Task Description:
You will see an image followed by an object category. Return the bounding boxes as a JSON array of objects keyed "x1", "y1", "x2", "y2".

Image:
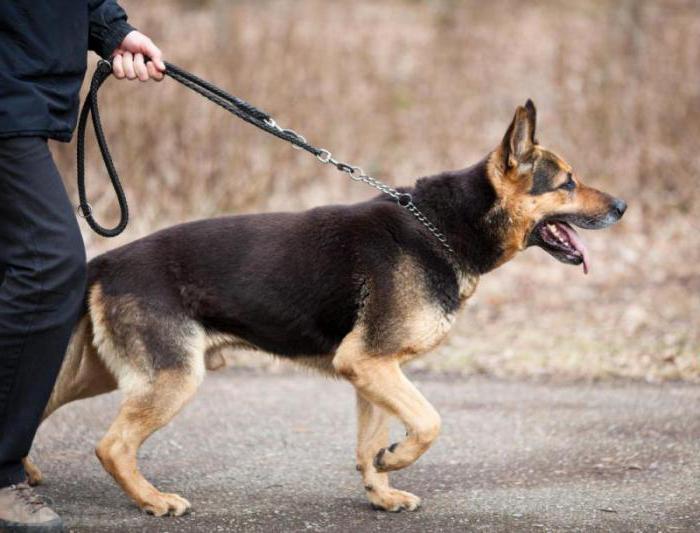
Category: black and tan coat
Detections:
[{"x1": 24, "y1": 100, "x2": 626, "y2": 515}]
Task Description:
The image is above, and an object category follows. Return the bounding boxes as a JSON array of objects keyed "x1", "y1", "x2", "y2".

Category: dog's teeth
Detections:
[{"x1": 548, "y1": 224, "x2": 564, "y2": 240}]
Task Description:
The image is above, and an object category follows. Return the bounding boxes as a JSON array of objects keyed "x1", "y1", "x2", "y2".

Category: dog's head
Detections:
[{"x1": 489, "y1": 100, "x2": 626, "y2": 273}]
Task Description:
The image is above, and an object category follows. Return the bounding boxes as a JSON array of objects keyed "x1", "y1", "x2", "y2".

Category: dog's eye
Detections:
[{"x1": 559, "y1": 173, "x2": 575, "y2": 191}]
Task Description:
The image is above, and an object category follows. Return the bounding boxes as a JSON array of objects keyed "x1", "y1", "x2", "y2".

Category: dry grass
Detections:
[{"x1": 51, "y1": 0, "x2": 700, "y2": 381}]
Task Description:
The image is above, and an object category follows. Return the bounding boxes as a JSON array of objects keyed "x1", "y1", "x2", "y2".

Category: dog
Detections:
[{"x1": 24, "y1": 100, "x2": 626, "y2": 516}]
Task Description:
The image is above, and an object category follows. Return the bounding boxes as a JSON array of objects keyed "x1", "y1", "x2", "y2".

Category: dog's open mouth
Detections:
[{"x1": 534, "y1": 220, "x2": 590, "y2": 274}]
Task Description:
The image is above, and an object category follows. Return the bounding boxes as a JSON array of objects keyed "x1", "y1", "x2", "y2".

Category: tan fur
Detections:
[
  {"x1": 333, "y1": 327, "x2": 442, "y2": 510},
  {"x1": 44, "y1": 315, "x2": 117, "y2": 419},
  {"x1": 90, "y1": 284, "x2": 207, "y2": 388},
  {"x1": 289, "y1": 355, "x2": 337, "y2": 376},
  {"x1": 379, "y1": 256, "x2": 477, "y2": 360},
  {"x1": 89, "y1": 285, "x2": 152, "y2": 394},
  {"x1": 95, "y1": 370, "x2": 199, "y2": 516},
  {"x1": 489, "y1": 143, "x2": 615, "y2": 267},
  {"x1": 347, "y1": 264, "x2": 464, "y2": 500},
  {"x1": 355, "y1": 393, "x2": 420, "y2": 511},
  {"x1": 203, "y1": 332, "x2": 254, "y2": 371},
  {"x1": 396, "y1": 256, "x2": 449, "y2": 356},
  {"x1": 22, "y1": 457, "x2": 43, "y2": 486}
]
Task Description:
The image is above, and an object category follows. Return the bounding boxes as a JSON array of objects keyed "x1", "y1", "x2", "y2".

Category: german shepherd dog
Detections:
[{"x1": 24, "y1": 100, "x2": 625, "y2": 515}]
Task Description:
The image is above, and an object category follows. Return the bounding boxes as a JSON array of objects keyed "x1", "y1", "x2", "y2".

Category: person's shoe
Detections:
[{"x1": 0, "y1": 482, "x2": 64, "y2": 532}]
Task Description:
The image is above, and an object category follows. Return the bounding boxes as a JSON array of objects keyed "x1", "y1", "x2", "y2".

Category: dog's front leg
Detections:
[
  {"x1": 335, "y1": 328, "x2": 441, "y2": 510},
  {"x1": 353, "y1": 360, "x2": 441, "y2": 473},
  {"x1": 355, "y1": 392, "x2": 421, "y2": 511}
]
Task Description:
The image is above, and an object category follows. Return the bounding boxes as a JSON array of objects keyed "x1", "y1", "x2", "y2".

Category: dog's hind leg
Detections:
[
  {"x1": 22, "y1": 457, "x2": 43, "y2": 486},
  {"x1": 89, "y1": 284, "x2": 208, "y2": 515},
  {"x1": 95, "y1": 369, "x2": 200, "y2": 516},
  {"x1": 23, "y1": 315, "x2": 117, "y2": 486},
  {"x1": 355, "y1": 392, "x2": 421, "y2": 511}
]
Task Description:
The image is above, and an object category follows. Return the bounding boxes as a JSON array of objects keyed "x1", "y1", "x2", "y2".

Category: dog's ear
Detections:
[{"x1": 501, "y1": 99, "x2": 537, "y2": 169}]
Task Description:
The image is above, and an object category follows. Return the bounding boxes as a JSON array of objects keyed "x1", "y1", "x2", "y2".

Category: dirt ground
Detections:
[{"x1": 29, "y1": 369, "x2": 700, "y2": 532}]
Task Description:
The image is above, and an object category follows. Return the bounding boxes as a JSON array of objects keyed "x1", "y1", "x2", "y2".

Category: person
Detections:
[{"x1": 0, "y1": 1, "x2": 165, "y2": 530}]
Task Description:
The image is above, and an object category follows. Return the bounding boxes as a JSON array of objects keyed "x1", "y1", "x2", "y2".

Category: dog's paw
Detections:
[
  {"x1": 373, "y1": 442, "x2": 399, "y2": 472},
  {"x1": 141, "y1": 492, "x2": 191, "y2": 517},
  {"x1": 22, "y1": 457, "x2": 43, "y2": 486},
  {"x1": 368, "y1": 488, "x2": 421, "y2": 512}
]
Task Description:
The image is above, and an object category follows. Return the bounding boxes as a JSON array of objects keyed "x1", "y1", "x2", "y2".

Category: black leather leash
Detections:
[
  {"x1": 76, "y1": 58, "x2": 457, "y2": 260},
  {"x1": 76, "y1": 58, "x2": 324, "y2": 237}
]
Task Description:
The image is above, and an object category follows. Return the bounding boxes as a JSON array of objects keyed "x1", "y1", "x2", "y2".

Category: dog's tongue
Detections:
[{"x1": 558, "y1": 222, "x2": 590, "y2": 274}]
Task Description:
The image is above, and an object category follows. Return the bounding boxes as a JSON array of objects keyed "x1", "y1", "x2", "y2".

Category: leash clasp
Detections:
[
  {"x1": 96, "y1": 58, "x2": 113, "y2": 74},
  {"x1": 76, "y1": 203, "x2": 93, "y2": 218}
]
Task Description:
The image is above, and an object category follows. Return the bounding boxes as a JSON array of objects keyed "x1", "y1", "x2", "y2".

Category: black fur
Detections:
[
  {"x1": 87, "y1": 158, "x2": 504, "y2": 360},
  {"x1": 529, "y1": 156, "x2": 560, "y2": 195},
  {"x1": 411, "y1": 157, "x2": 506, "y2": 276}
]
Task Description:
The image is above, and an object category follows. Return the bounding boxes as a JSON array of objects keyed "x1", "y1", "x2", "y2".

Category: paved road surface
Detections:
[{"x1": 30, "y1": 369, "x2": 699, "y2": 532}]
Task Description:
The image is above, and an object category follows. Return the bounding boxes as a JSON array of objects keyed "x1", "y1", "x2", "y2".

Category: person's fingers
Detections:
[
  {"x1": 146, "y1": 61, "x2": 164, "y2": 81},
  {"x1": 144, "y1": 40, "x2": 166, "y2": 72},
  {"x1": 134, "y1": 53, "x2": 148, "y2": 81},
  {"x1": 122, "y1": 51, "x2": 136, "y2": 80},
  {"x1": 112, "y1": 54, "x2": 125, "y2": 79}
]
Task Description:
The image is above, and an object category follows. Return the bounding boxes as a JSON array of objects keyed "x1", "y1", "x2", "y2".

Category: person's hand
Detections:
[{"x1": 112, "y1": 30, "x2": 166, "y2": 82}]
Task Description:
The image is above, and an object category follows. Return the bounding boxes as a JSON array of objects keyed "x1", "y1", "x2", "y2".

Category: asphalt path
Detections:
[{"x1": 29, "y1": 369, "x2": 700, "y2": 532}]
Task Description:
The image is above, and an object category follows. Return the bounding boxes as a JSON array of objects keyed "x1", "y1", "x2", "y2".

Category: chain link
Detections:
[{"x1": 265, "y1": 120, "x2": 456, "y2": 257}]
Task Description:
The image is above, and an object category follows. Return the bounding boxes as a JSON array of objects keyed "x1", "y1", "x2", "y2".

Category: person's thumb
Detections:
[{"x1": 147, "y1": 42, "x2": 166, "y2": 71}]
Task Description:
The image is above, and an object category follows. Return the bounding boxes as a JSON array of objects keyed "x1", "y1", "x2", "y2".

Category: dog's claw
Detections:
[
  {"x1": 371, "y1": 503, "x2": 391, "y2": 511},
  {"x1": 141, "y1": 492, "x2": 191, "y2": 517},
  {"x1": 373, "y1": 447, "x2": 387, "y2": 470},
  {"x1": 373, "y1": 443, "x2": 399, "y2": 471}
]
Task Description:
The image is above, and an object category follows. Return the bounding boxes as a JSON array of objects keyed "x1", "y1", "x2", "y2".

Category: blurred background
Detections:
[{"x1": 52, "y1": 0, "x2": 699, "y2": 381}]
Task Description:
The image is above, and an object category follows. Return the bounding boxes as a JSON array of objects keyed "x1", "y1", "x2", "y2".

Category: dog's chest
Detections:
[{"x1": 399, "y1": 272, "x2": 478, "y2": 357}]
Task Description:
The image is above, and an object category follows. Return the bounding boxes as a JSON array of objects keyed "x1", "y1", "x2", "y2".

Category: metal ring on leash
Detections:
[
  {"x1": 350, "y1": 167, "x2": 365, "y2": 181},
  {"x1": 397, "y1": 193, "x2": 413, "y2": 207},
  {"x1": 76, "y1": 203, "x2": 92, "y2": 218},
  {"x1": 316, "y1": 149, "x2": 332, "y2": 163}
]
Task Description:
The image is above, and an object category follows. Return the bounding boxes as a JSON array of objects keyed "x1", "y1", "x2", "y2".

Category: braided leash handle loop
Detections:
[{"x1": 76, "y1": 59, "x2": 129, "y2": 237}]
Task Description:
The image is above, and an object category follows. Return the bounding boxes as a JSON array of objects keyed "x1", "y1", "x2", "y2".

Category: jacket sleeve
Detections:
[{"x1": 88, "y1": 0, "x2": 135, "y2": 59}]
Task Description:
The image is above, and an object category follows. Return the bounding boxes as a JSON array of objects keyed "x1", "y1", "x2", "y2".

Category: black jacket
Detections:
[{"x1": 0, "y1": 1, "x2": 133, "y2": 142}]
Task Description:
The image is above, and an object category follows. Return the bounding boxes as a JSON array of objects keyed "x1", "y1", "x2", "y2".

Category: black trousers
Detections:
[{"x1": 0, "y1": 137, "x2": 86, "y2": 487}]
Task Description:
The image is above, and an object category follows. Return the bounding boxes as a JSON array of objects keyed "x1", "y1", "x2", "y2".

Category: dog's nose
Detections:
[{"x1": 612, "y1": 198, "x2": 627, "y2": 218}]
